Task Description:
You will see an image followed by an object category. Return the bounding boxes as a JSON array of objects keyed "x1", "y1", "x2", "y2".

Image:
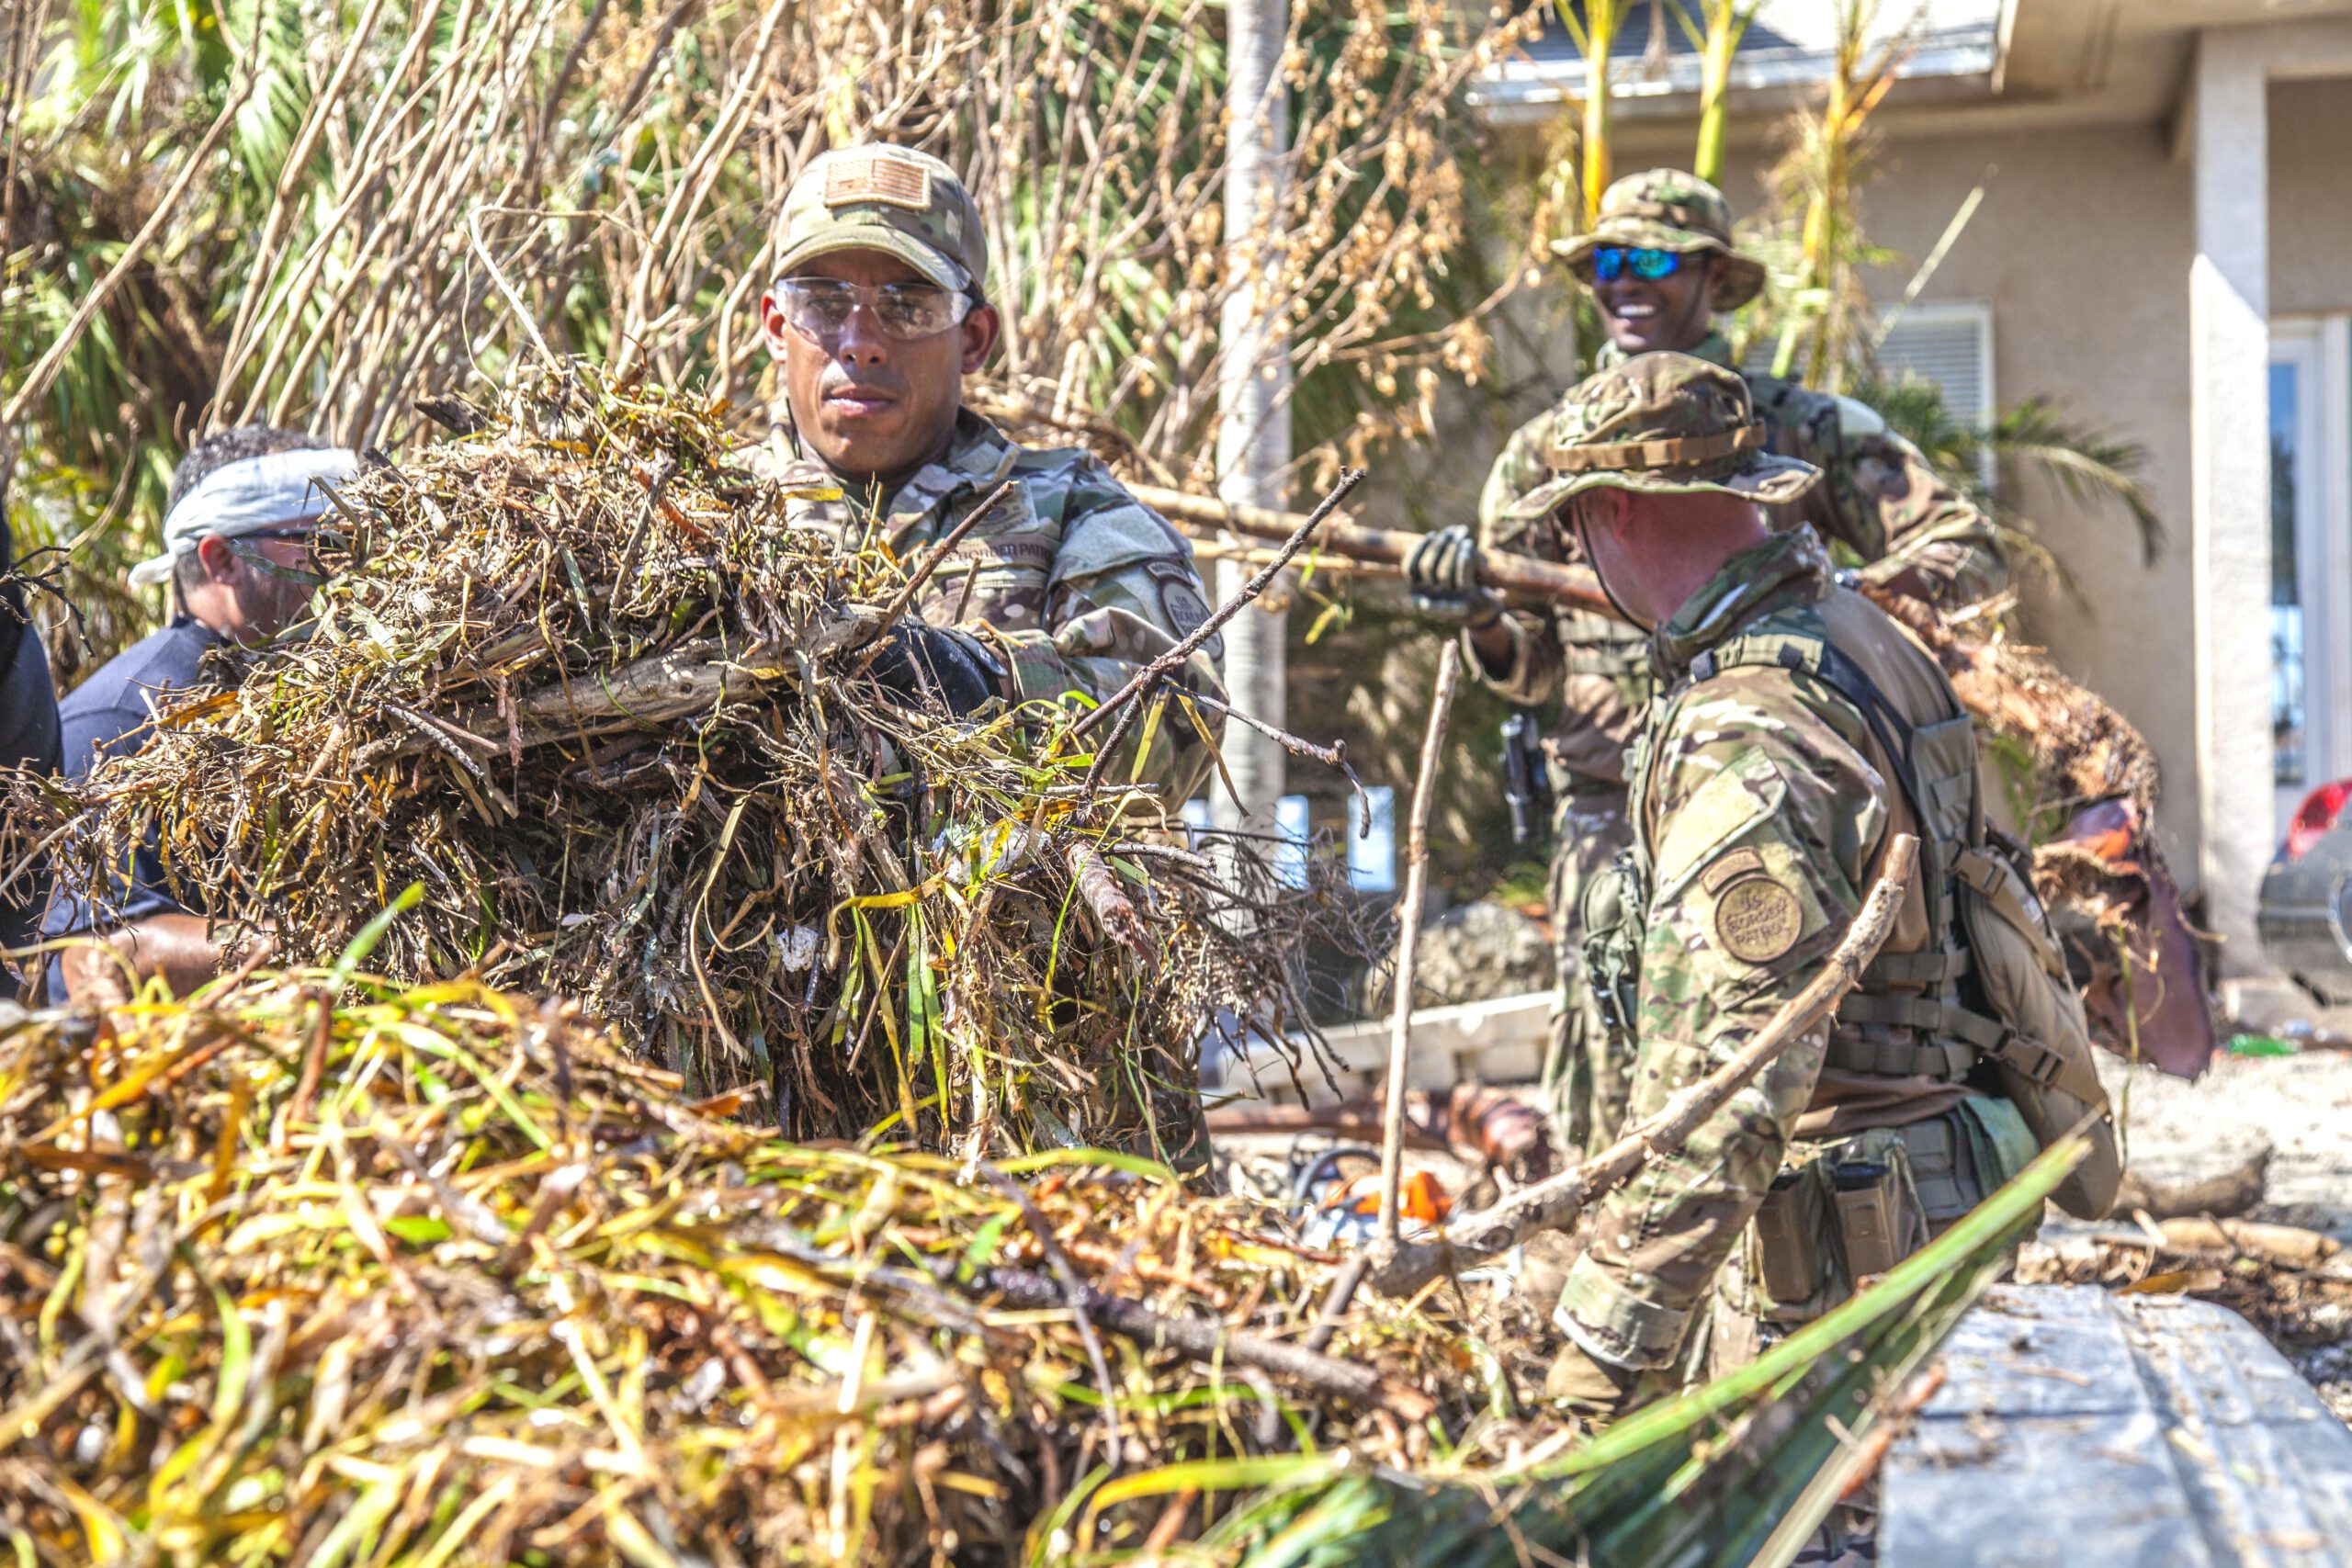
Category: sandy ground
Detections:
[{"x1": 2097, "y1": 1046, "x2": 2352, "y2": 1236}]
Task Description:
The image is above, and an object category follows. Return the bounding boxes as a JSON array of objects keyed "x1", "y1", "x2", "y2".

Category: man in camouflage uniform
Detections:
[
  {"x1": 1408, "y1": 168, "x2": 2007, "y2": 1158},
  {"x1": 755, "y1": 143, "x2": 1224, "y2": 804},
  {"x1": 1516, "y1": 354, "x2": 2044, "y2": 1421}
]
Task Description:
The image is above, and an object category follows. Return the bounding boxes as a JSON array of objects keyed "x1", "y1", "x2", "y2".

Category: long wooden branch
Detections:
[
  {"x1": 1131, "y1": 482, "x2": 1624, "y2": 622},
  {"x1": 978, "y1": 1265, "x2": 1436, "y2": 1422},
  {"x1": 1365, "y1": 834, "x2": 1919, "y2": 1299},
  {"x1": 354, "y1": 638, "x2": 781, "y2": 767}
]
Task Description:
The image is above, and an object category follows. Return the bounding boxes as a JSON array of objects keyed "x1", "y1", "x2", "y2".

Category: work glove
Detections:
[
  {"x1": 1544, "y1": 1338, "x2": 1643, "y2": 1423},
  {"x1": 1404, "y1": 525, "x2": 1503, "y2": 628},
  {"x1": 867, "y1": 621, "x2": 1003, "y2": 716}
]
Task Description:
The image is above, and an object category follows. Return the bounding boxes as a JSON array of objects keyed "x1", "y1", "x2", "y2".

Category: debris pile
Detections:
[
  {"x1": 11, "y1": 365, "x2": 1358, "y2": 1158},
  {"x1": 0, "y1": 974, "x2": 2079, "y2": 1566},
  {"x1": 0, "y1": 974, "x2": 1476, "y2": 1564}
]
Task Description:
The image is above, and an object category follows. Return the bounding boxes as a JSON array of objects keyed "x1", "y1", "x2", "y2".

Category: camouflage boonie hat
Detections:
[
  {"x1": 1509, "y1": 352, "x2": 1817, "y2": 520},
  {"x1": 775, "y1": 145, "x2": 989, "y2": 297},
  {"x1": 1553, "y1": 168, "x2": 1768, "y2": 311}
]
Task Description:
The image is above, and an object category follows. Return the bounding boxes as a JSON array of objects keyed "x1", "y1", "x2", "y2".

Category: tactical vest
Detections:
[
  {"x1": 1681, "y1": 601, "x2": 1993, "y2": 1079},
  {"x1": 1591, "y1": 586, "x2": 2120, "y2": 1217}
]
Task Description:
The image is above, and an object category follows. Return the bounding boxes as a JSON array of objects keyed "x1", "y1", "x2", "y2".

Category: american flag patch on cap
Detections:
[{"x1": 824, "y1": 152, "x2": 932, "y2": 211}]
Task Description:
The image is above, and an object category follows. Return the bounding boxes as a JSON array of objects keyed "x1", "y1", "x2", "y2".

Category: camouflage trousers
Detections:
[{"x1": 1542, "y1": 773, "x2": 1635, "y2": 1160}]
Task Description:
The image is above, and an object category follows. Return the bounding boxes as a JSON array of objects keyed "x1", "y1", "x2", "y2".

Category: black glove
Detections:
[
  {"x1": 1405, "y1": 525, "x2": 1502, "y2": 628},
  {"x1": 867, "y1": 621, "x2": 1001, "y2": 716}
]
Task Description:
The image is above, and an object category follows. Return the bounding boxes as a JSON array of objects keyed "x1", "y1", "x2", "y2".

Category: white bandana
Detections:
[{"x1": 129, "y1": 447, "x2": 359, "y2": 589}]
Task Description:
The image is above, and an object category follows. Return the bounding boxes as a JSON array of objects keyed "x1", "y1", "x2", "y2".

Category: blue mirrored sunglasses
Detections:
[{"x1": 1592, "y1": 246, "x2": 1682, "y2": 283}]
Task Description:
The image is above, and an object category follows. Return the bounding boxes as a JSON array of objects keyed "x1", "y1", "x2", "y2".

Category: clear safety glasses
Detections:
[{"x1": 775, "y1": 278, "x2": 974, "y2": 345}]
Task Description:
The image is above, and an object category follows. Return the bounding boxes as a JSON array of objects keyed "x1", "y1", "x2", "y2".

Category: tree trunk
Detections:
[{"x1": 1212, "y1": 0, "x2": 1291, "y2": 838}]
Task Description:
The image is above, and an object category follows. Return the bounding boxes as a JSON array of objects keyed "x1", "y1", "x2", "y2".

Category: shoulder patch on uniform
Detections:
[
  {"x1": 1650, "y1": 749, "x2": 1787, "y2": 902},
  {"x1": 1700, "y1": 845, "x2": 1766, "y2": 894},
  {"x1": 1142, "y1": 558, "x2": 1213, "y2": 642},
  {"x1": 1713, "y1": 874, "x2": 1805, "y2": 963}
]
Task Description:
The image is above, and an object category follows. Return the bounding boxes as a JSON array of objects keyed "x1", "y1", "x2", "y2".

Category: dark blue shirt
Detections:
[
  {"x1": 0, "y1": 600, "x2": 61, "y2": 958},
  {"x1": 45, "y1": 617, "x2": 227, "y2": 954}
]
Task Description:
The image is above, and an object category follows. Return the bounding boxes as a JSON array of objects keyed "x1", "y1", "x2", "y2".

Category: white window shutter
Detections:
[{"x1": 1876, "y1": 302, "x2": 1996, "y2": 425}]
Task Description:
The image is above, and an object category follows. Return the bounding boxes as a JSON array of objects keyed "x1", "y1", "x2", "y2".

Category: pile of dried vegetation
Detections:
[
  {"x1": 0, "y1": 968, "x2": 2079, "y2": 1568},
  {"x1": 0, "y1": 968, "x2": 1476, "y2": 1565},
  {"x1": 7, "y1": 364, "x2": 1356, "y2": 1161}
]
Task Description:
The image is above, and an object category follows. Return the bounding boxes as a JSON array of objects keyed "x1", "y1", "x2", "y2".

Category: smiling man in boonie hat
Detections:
[{"x1": 1554, "y1": 166, "x2": 1768, "y2": 323}]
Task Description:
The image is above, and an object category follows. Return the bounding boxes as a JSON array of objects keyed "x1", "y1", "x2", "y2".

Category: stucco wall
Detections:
[
  {"x1": 2270, "y1": 78, "x2": 2352, "y2": 318},
  {"x1": 1847, "y1": 123, "x2": 2202, "y2": 875}
]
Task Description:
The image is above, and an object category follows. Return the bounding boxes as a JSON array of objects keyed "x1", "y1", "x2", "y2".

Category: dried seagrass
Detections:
[
  {"x1": 17, "y1": 363, "x2": 1357, "y2": 1157},
  {"x1": 0, "y1": 974, "x2": 1476, "y2": 1567},
  {"x1": 0, "y1": 974, "x2": 2083, "y2": 1567}
]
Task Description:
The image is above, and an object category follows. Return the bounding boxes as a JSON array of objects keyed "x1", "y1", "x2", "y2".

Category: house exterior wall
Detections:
[{"x1": 2271, "y1": 78, "x2": 2352, "y2": 319}]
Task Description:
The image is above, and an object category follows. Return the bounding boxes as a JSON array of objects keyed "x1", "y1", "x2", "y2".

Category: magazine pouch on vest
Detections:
[{"x1": 1951, "y1": 835, "x2": 2122, "y2": 1219}]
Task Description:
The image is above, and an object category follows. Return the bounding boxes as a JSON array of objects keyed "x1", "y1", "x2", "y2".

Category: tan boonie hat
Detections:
[
  {"x1": 1509, "y1": 352, "x2": 1817, "y2": 521},
  {"x1": 1552, "y1": 168, "x2": 1768, "y2": 312},
  {"x1": 775, "y1": 145, "x2": 989, "y2": 297}
]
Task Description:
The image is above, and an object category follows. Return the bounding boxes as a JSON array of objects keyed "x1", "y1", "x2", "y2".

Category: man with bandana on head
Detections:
[
  {"x1": 1407, "y1": 169, "x2": 2007, "y2": 1163},
  {"x1": 749, "y1": 143, "x2": 1224, "y2": 805},
  {"x1": 47, "y1": 426, "x2": 352, "y2": 1005}
]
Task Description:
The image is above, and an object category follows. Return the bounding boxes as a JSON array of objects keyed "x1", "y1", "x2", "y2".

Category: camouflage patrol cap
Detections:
[
  {"x1": 1509, "y1": 352, "x2": 1817, "y2": 520},
  {"x1": 1553, "y1": 168, "x2": 1768, "y2": 311},
  {"x1": 775, "y1": 145, "x2": 989, "y2": 298}
]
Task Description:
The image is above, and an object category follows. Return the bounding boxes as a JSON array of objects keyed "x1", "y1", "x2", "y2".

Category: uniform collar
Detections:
[
  {"x1": 1649, "y1": 528, "x2": 1830, "y2": 678},
  {"x1": 774, "y1": 408, "x2": 1012, "y2": 539},
  {"x1": 1593, "y1": 328, "x2": 1737, "y2": 375}
]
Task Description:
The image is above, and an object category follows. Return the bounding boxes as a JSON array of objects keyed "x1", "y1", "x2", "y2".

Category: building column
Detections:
[{"x1": 2188, "y1": 30, "x2": 2273, "y2": 972}]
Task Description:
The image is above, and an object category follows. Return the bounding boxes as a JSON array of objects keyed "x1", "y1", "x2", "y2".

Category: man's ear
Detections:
[
  {"x1": 758, "y1": 288, "x2": 791, "y2": 361},
  {"x1": 193, "y1": 535, "x2": 238, "y2": 585},
  {"x1": 1587, "y1": 487, "x2": 1634, "y2": 538},
  {"x1": 960, "y1": 302, "x2": 1001, "y2": 375}
]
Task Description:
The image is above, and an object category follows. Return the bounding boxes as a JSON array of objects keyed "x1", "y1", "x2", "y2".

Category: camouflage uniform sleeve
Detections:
[
  {"x1": 1827, "y1": 399, "x2": 2009, "y2": 609},
  {"x1": 1553, "y1": 671, "x2": 1889, "y2": 1376},
  {"x1": 1469, "y1": 402, "x2": 1571, "y2": 707},
  {"x1": 984, "y1": 462, "x2": 1227, "y2": 807}
]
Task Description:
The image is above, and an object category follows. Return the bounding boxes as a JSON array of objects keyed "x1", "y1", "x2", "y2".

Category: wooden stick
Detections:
[
  {"x1": 1366, "y1": 834, "x2": 1920, "y2": 1298},
  {"x1": 978, "y1": 1265, "x2": 1434, "y2": 1421},
  {"x1": 851, "y1": 478, "x2": 1019, "y2": 663},
  {"x1": 1071, "y1": 470, "x2": 1363, "y2": 799},
  {"x1": 1377, "y1": 643, "x2": 1459, "y2": 1248},
  {"x1": 1133, "y1": 482, "x2": 1623, "y2": 621},
  {"x1": 353, "y1": 638, "x2": 775, "y2": 767},
  {"x1": 1071, "y1": 469, "x2": 1363, "y2": 743}
]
